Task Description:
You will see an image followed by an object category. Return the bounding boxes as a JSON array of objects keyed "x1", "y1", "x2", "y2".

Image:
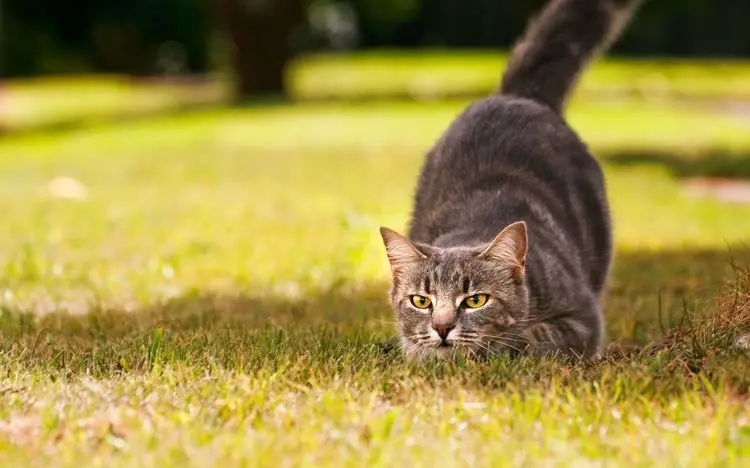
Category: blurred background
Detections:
[
  {"x1": 2, "y1": 0, "x2": 750, "y2": 127},
  {"x1": 1, "y1": 0, "x2": 750, "y2": 328}
]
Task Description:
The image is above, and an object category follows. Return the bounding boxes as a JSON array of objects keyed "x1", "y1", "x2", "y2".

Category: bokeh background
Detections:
[{"x1": 3, "y1": 0, "x2": 750, "y2": 119}]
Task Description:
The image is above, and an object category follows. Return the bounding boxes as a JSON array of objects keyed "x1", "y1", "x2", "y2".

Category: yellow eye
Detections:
[
  {"x1": 410, "y1": 295, "x2": 432, "y2": 309},
  {"x1": 464, "y1": 294, "x2": 489, "y2": 309}
]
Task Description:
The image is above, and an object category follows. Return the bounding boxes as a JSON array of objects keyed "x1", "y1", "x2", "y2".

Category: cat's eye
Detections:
[
  {"x1": 410, "y1": 295, "x2": 432, "y2": 309},
  {"x1": 464, "y1": 294, "x2": 489, "y2": 309}
]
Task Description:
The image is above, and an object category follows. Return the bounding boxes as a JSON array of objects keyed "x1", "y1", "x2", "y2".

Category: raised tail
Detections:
[{"x1": 500, "y1": 0, "x2": 642, "y2": 113}]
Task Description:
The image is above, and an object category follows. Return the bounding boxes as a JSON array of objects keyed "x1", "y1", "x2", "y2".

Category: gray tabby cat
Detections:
[{"x1": 380, "y1": 0, "x2": 642, "y2": 360}]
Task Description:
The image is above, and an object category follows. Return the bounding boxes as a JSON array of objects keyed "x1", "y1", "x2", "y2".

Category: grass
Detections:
[
  {"x1": 1, "y1": 75, "x2": 225, "y2": 132},
  {"x1": 4, "y1": 50, "x2": 750, "y2": 132},
  {"x1": 2, "y1": 64, "x2": 750, "y2": 465},
  {"x1": 291, "y1": 51, "x2": 750, "y2": 101}
]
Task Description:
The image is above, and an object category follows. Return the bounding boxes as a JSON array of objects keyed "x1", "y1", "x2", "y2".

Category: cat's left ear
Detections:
[
  {"x1": 379, "y1": 227, "x2": 426, "y2": 277},
  {"x1": 478, "y1": 221, "x2": 527, "y2": 282}
]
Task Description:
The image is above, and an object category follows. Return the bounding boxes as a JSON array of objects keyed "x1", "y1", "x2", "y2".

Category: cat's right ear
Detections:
[
  {"x1": 478, "y1": 221, "x2": 528, "y2": 283},
  {"x1": 379, "y1": 227, "x2": 426, "y2": 276}
]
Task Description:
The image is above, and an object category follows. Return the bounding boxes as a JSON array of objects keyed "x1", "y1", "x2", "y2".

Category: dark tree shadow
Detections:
[
  {"x1": 2, "y1": 94, "x2": 314, "y2": 140},
  {"x1": 604, "y1": 149, "x2": 750, "y2": 179},
  {"x1": 0, "y1": 101, "x2": 221, "y2": 140}
]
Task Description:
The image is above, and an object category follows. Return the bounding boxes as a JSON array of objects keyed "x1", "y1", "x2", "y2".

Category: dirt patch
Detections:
[{"x1": 683, "y1": 177, "x2": 750, "y2": 204}]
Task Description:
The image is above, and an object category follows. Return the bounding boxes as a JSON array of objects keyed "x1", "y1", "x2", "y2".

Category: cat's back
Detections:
[
  {"x1": 427, "y1": 95, "x2": 596, "y2": 178},
  {"x1": 413, "y1": 95, "x2": 604, "y2": 222},
  {"x1": 410, "y1": 94, "x2": 612, "y2": 295}
]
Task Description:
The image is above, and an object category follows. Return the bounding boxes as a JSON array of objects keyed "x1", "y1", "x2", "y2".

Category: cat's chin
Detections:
[{"x1": 403, "y1": 342, "x2": 475, "y2": 361}]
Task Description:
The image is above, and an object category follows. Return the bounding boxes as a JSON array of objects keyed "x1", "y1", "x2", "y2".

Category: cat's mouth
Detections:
[{"x1": 402, "y1": 336, "x2": 479, "y2": 360}]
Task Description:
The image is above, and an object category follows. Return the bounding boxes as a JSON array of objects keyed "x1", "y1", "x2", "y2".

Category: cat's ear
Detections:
[
  {"x1": 479, "y1": 221, "x2": 527, "y2": 282},
  {"x1": 379, "y1": 227, "x2": 426, "y2": 276}
]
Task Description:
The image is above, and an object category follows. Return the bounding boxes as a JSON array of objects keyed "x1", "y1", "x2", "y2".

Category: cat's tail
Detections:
[{"x1": 499, "y1": 0, "x2": 642, "y2": 113}]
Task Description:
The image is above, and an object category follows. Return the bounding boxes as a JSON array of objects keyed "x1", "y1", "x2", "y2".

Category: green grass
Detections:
[
  {"x1": 4, "y1": 50, "x2": 750, "y2": 132},
  {"x1": 1, "y1": 75, "x2": 226, "y2": 131},
  {"x1": 292, "y1": 50, "x2": 750, "y2": 101},
  {"x1": 2, "y1": 82, "x2": 750, "y2": 465}
]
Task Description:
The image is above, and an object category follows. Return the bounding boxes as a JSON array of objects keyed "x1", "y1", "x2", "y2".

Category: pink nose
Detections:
[{"x1": 433, "y1": 324, "x2": 454, "y2": 342}]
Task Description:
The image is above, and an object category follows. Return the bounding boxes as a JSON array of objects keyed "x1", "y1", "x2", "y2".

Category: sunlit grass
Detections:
[
  {"x1": 1, "y1": 75, "x2": 226, "y2": 131},
  {"x1": 292, "y1": 50, "x2": 750, "y2": 101},
  {"x1": 3, "y1": 51, "x2": 750, "y2": 132},
  {"x1": 1, "y1": 74, "x2": 750, "y2": 465}
]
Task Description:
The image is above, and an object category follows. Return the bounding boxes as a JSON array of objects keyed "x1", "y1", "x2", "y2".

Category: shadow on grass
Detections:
[
  {"x1": 0, "y1": 246, "x2": 748, "y2": 390},
  {"x1": 0, "y1": 91, "x2": 305, "y2": 140},
  {"x1": 0, "y1": 283, "x2": 394, "y2": 341},
  {"x1": 0, "y1": 246, "x2": 745, "y2": 339},
  {"x1": 0, "y1": 102, "x2": 221, "y2": 140},
  {"x1": 605, "y1": 149, "x2": 750, "y2": 179}
]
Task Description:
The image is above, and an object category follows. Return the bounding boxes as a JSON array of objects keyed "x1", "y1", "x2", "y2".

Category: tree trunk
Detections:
[{"x1": 213, "y1": 0, "x2": 306, "y2": 101}]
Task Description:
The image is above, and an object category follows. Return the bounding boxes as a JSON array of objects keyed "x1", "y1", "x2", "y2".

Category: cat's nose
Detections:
[{"x1": 433, "y1": 324, "x2": 455, "y2": 343}]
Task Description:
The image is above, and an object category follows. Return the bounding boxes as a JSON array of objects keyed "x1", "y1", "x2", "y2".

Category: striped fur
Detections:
[{"x1": 380, "y1": 0, "x2": 643, "y2": 361}]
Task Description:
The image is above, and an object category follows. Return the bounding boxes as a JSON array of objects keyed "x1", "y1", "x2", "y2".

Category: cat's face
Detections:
[{"x1": 380, "y1": 222, "x2": 530, "y2": 360}]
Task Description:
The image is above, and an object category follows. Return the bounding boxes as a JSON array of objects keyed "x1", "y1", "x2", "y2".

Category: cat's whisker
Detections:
[
  {"x1": 474, "y1": 335, "x2": 524, "y2": 354},
  {"x1": 473, "y1": 341, "x2": 502, "y2": 358},
  {"x1": 486, "y1": 339, "x2": 524, "y2": 355},
  {"x1": 457, "y1": 332, "x2": 480, "y2": 338},
  {"x1": 477, "y1": 332, "x2": 527, "y2": 342}
]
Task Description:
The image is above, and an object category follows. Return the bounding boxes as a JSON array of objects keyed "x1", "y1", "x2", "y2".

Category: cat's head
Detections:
[{"x1": 379, "y1": 222, "x2": 530, "y2": 360}]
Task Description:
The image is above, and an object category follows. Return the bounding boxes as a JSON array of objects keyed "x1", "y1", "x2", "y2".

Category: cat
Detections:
[{"x1": 379, "y1": 0, "x2": 642, "y2": 361}]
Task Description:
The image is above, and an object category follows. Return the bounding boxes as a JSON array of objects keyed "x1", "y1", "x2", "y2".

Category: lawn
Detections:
[
  {"x1": 2, "y1": 59, "x2": 750, "y2": 466},
  {"x1": 4, "y1": 51, "x2": 750, "y2": 133}
]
